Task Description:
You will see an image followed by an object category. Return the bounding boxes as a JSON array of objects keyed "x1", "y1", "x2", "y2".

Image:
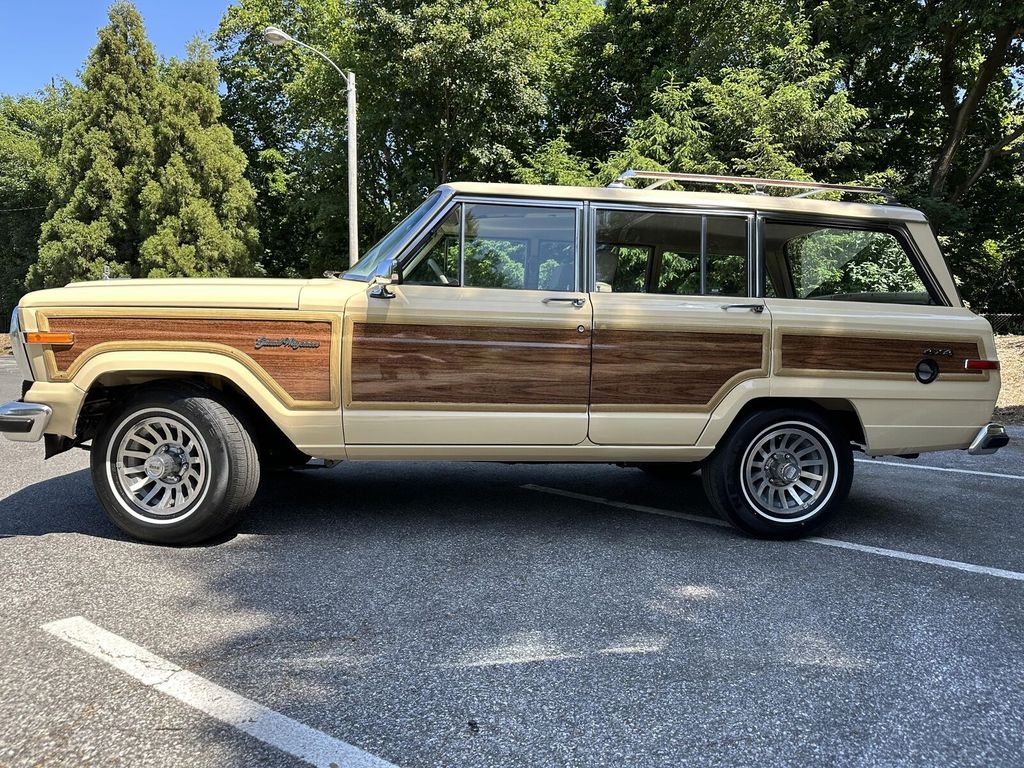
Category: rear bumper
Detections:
[
  {"x1": 0, "y1": 400, "x2": 52, "y2": 442},
  {"x1": 968, "y1": 423, "x2": 1010, "y2": 455}
]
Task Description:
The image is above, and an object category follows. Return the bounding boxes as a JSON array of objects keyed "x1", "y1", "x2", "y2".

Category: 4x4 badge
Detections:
[
  {"x1": 255, "y1": 336, "x2": 321, "y2": 350},
  {"x1": 922, "y1": 347, "x2": 953, "y2": 357}
]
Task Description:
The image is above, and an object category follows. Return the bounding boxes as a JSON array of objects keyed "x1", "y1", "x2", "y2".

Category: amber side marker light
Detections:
[
  {"x1": 965, "y1": 359, "x2": 1000, "y2": 371},
  {"x1": 24, "y1": 332, "x2": 75, "y2": 346}
]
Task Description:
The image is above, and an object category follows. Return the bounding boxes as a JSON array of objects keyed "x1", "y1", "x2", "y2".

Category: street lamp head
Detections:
[{"x1": 263, "y1": 26, "x2": 295, "y2": 46}]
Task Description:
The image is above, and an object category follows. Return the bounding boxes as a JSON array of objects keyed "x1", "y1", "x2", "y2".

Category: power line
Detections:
[{"x1": 0, "y1": 205, "x2": 47, "y2": 212}]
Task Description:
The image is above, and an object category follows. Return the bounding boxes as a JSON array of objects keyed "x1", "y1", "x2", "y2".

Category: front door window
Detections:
[{"x1": 405, "y1": 202, "x2": 578, "y2": 291}]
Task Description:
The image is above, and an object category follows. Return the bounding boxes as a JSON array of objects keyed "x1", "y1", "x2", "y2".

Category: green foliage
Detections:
[
  {"x1": 26, "y1": 2, "x2": 258, "y2": 289},
  {"x1": 514, "y1": 134, "x2": 595, "y2": 187},
  {"x1": 139, "y1": 41, "x2": 260, "y2": 277},
  {"x1": 601, "y1": 22, "x2": 866, "y2": 182},
  {"x1": 29, "y1": 2, "x2": 160, "y2": 287},
  {"x1": 464, "y1": 239, "x2": 526, "y2": 289},
  {"x1": 3, "y1": 0, "x2": 1024, "y2": 314},
  {"x1": 0, "y1": 87, "x2": 68, "y2": 322},
  {"x1": 810, "y1": 0, "x2": 1024, "y2": 308},
  {"x1": 216, "y1": 0, "x2": 583, "y2": 274}
]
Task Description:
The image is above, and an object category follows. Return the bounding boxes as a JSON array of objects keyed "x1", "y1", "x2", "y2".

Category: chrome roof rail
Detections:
[{"x1": 607, "y1": 170, "x2": 900, "y2": 204}]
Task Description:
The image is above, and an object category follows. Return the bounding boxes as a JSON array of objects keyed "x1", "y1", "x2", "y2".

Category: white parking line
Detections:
[
  {"x1": 42, "y1": 616, "x2": 399, "y2": 768},
  {"x1": 855, "y1": 458, "x2": 1024, "y2": 481},
  {"x1": 523, "y1": 485, "x2": 1024, "y2": 582},
  {"x1": 803, "y1": 537, "x2": 1024, "y2": 581}
]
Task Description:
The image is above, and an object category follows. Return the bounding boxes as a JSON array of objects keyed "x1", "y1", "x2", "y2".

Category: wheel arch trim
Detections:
[{"x1": 68, "y1": 350, "x2": 343, "y2": 453}]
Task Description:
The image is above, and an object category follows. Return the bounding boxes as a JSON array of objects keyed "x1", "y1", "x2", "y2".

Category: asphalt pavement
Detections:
[{"x1": 1, "y1": 357, "x2": 1022, "y2": 768}]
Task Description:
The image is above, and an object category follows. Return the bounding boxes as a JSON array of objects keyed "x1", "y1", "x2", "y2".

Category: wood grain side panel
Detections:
[
  {"x1": 46, "y1": 316, "x2": 334, "y2": 402},
  {"x1": 780, "y1": 334, "x2": 983, "y2": 376},
  {"x1": 349, "y1": 323, "x2": 590, "y2": 406},
  {"x1": 590, "y1": 329, "x2": 766, "y2": 406}
]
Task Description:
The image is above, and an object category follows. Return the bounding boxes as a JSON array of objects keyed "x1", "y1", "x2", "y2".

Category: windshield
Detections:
[{"x1": 344, "y1": 191, "x2": 445, "y2": 281}]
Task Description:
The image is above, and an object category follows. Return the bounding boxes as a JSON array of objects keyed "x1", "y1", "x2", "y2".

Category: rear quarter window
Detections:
[{"x1": 763, "y1": 220, "x2": 935, "y2": 305}]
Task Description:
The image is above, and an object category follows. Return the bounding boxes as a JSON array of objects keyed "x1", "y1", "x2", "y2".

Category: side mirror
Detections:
[{"x1": 369, "y1": 259, "x2": 402, "y2": 300}]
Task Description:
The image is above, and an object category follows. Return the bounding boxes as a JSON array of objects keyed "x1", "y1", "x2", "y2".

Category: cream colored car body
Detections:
[{"x1": 6, "y1": 182, "x2": 1002, "y2": 464}]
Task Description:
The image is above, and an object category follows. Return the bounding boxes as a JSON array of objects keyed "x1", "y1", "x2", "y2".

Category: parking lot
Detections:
[{"x1": 1, "y1": 358, "x2": 1022, "y2": 768}]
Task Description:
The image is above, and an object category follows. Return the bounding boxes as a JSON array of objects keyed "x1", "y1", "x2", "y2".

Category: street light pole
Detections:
[
  {"x1": 346, "y1": 72, "x2": 357, "y2": 268},
  {"x1": 264, "y1": 26, "x2": 359, "y2": 267}
]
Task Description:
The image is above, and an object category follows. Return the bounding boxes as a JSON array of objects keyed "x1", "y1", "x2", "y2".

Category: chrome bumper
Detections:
[
  {"x1": 0, "y1": 401, "x2": 52, "y2": 442},
  {"x1": 967, "y1": 423, "x2": 1010, "y2": 455}
]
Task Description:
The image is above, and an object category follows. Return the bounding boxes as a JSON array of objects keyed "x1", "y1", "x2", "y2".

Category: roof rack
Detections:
[{"x1": 607, "y1": 170, "x2": 899, "y2": 204}]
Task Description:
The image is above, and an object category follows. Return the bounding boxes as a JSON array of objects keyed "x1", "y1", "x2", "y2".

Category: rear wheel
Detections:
[
  {"x1": 91, "y1": 386, "x2": 260, "y2": 545},
  {"x1": 702, "y1": 408, "x2": 853, "y2": 539}
]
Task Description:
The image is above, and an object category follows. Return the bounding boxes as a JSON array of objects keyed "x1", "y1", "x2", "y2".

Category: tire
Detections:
[
  {"x1": 90, "y1": 386, "x2": 260, "y2": 545},
  {"x1": 701, "y1": 408, "x2": 853, "y2": 539},
  {"x1": 636, "y1": 462, "x2": 701, "y2": 478}
]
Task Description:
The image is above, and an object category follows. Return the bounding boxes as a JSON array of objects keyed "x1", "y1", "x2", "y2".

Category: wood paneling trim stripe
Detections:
[
  {"x1": 777, "y1": 332, "x2": 987, "y2": 380},
  {"x1": 36, "y1": 309, "x2": 341, "y2": 409},
  {"x1": 590, "y1": 329, "x2": 768, "y2": 410},
  {"x1": 347, "y1": 322, "x2": 590, "y2": 408}
]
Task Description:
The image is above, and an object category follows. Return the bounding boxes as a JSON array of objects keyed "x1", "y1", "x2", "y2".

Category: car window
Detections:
[
  {"x1": 403, "y1": 202, "x2": 578, "y2": 291},
  {"x1": 594, "y1": 209, "x2": 747, "y2": 296},
  {"x1": 705, "y1": 216, "x2": 748, "y2": 296},
  {"x1": 763, "y1": 222, "x2": 932, "y2": 304},
  {"x1": 405, "y1": 207, "x2": 460, "y2": 285},
  {"x1": 345, "y1": 191, "x2": 444, "y2": 281}
]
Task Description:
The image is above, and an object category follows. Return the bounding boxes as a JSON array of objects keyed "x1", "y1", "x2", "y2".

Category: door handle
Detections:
[
  {"x1": 722, "y1": 303, "x2": 765, "y2": 313},
  {"x1": 543, "y1": 296, "x2": 587, "y2": 308}
]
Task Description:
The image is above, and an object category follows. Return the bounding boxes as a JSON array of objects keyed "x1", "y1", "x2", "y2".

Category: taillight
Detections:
[{"x1": 965, "y1": 359, "x2": 1000, "y2": 371}]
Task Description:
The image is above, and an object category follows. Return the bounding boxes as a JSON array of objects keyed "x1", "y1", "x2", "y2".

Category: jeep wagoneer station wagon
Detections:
[{"x1": 0, "y1": 171, "x2": 1008, "y2": 544}]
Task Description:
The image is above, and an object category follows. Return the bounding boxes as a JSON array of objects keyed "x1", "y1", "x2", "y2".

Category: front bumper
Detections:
[
  {"x1": 0, "y1": 400, "x2": 52, "y2": 442},
  {"x1": 967, "y1": 423, "x2": 1010, "y2": 455}
]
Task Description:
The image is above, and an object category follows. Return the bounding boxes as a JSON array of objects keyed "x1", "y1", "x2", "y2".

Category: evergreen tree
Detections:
[
  {"x1": 600, "y1": 22, "x2": 867, "y2": 184},
  {"x1": 28, "y1": 2, "x2": 258, "y2": 288},
  {"x1": 0, "y1": 86, "x2": 68, "y2": 321},
  {"x1": 29, "y1": 2, "x2": 159, "y2": 287},
  {"x1": 139, "y1": 41, "x2": 259, "y2": 277}
]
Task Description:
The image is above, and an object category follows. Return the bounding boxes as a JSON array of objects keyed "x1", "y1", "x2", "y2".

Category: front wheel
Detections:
[
  {"x1": 702, "y1": 408, "x2": 853, "y2": 539},
  {"x1": 91, "y1": 386, "x2": 260, "y2": 545}
]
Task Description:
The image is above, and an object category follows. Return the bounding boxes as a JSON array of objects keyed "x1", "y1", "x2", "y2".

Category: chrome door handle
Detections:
[
  {"x1": 543, "y1": 296, "x2": 587, "y2": 308},
  {"x1": 722, "y1": 303, "x2": 764, "y2": 313}
]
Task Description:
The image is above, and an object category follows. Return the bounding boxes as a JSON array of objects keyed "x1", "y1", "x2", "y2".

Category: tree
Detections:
[
  {"x1": 215, "y1": 0, "x2": 576, "y2": 276},
  {"x1": 556, "y1": 0, "x2": 803, "y2": 160},
  {"x1": 29, "y1": 2, "x2": 160, "y2": 287},
  {"x1": 812, "y1": 0, "x2": 1024, "y2": 309},
  {"x1": 139, "y1": 41, "x2": 259, "y2": 277},
  {"x1": 600, "y1": 21, "x2": 866, "y2": 184},
  {"x1": 812, "y1": 0, "x2": 1024, "y2": 200},
  {"x1": 215, "y1": 0, "x2": 344, "y2": 277},
  {"x1": 28, "y1": 2, "x2": 258, "y2": 289},
  {"x1": 0, "y1": 87, "x2": 69, "y2": 323}
]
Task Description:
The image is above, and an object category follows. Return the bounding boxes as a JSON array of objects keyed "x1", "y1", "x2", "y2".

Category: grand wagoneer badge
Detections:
[{"x1": 255, "y1": 336, "x2": 322, "y2": 350}]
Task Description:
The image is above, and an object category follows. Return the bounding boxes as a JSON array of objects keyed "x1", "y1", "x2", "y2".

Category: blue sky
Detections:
[{"x1": 0, "y1": 1, "x2": 233, "y2": 96}]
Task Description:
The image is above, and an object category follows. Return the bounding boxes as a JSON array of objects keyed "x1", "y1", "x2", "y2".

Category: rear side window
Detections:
[
  {"x1": 594, "y1": 208, "x2": 748, "y2": 296},
  {"x1": 763, "y1": 221, "x2": 933, "y2": 304}
]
